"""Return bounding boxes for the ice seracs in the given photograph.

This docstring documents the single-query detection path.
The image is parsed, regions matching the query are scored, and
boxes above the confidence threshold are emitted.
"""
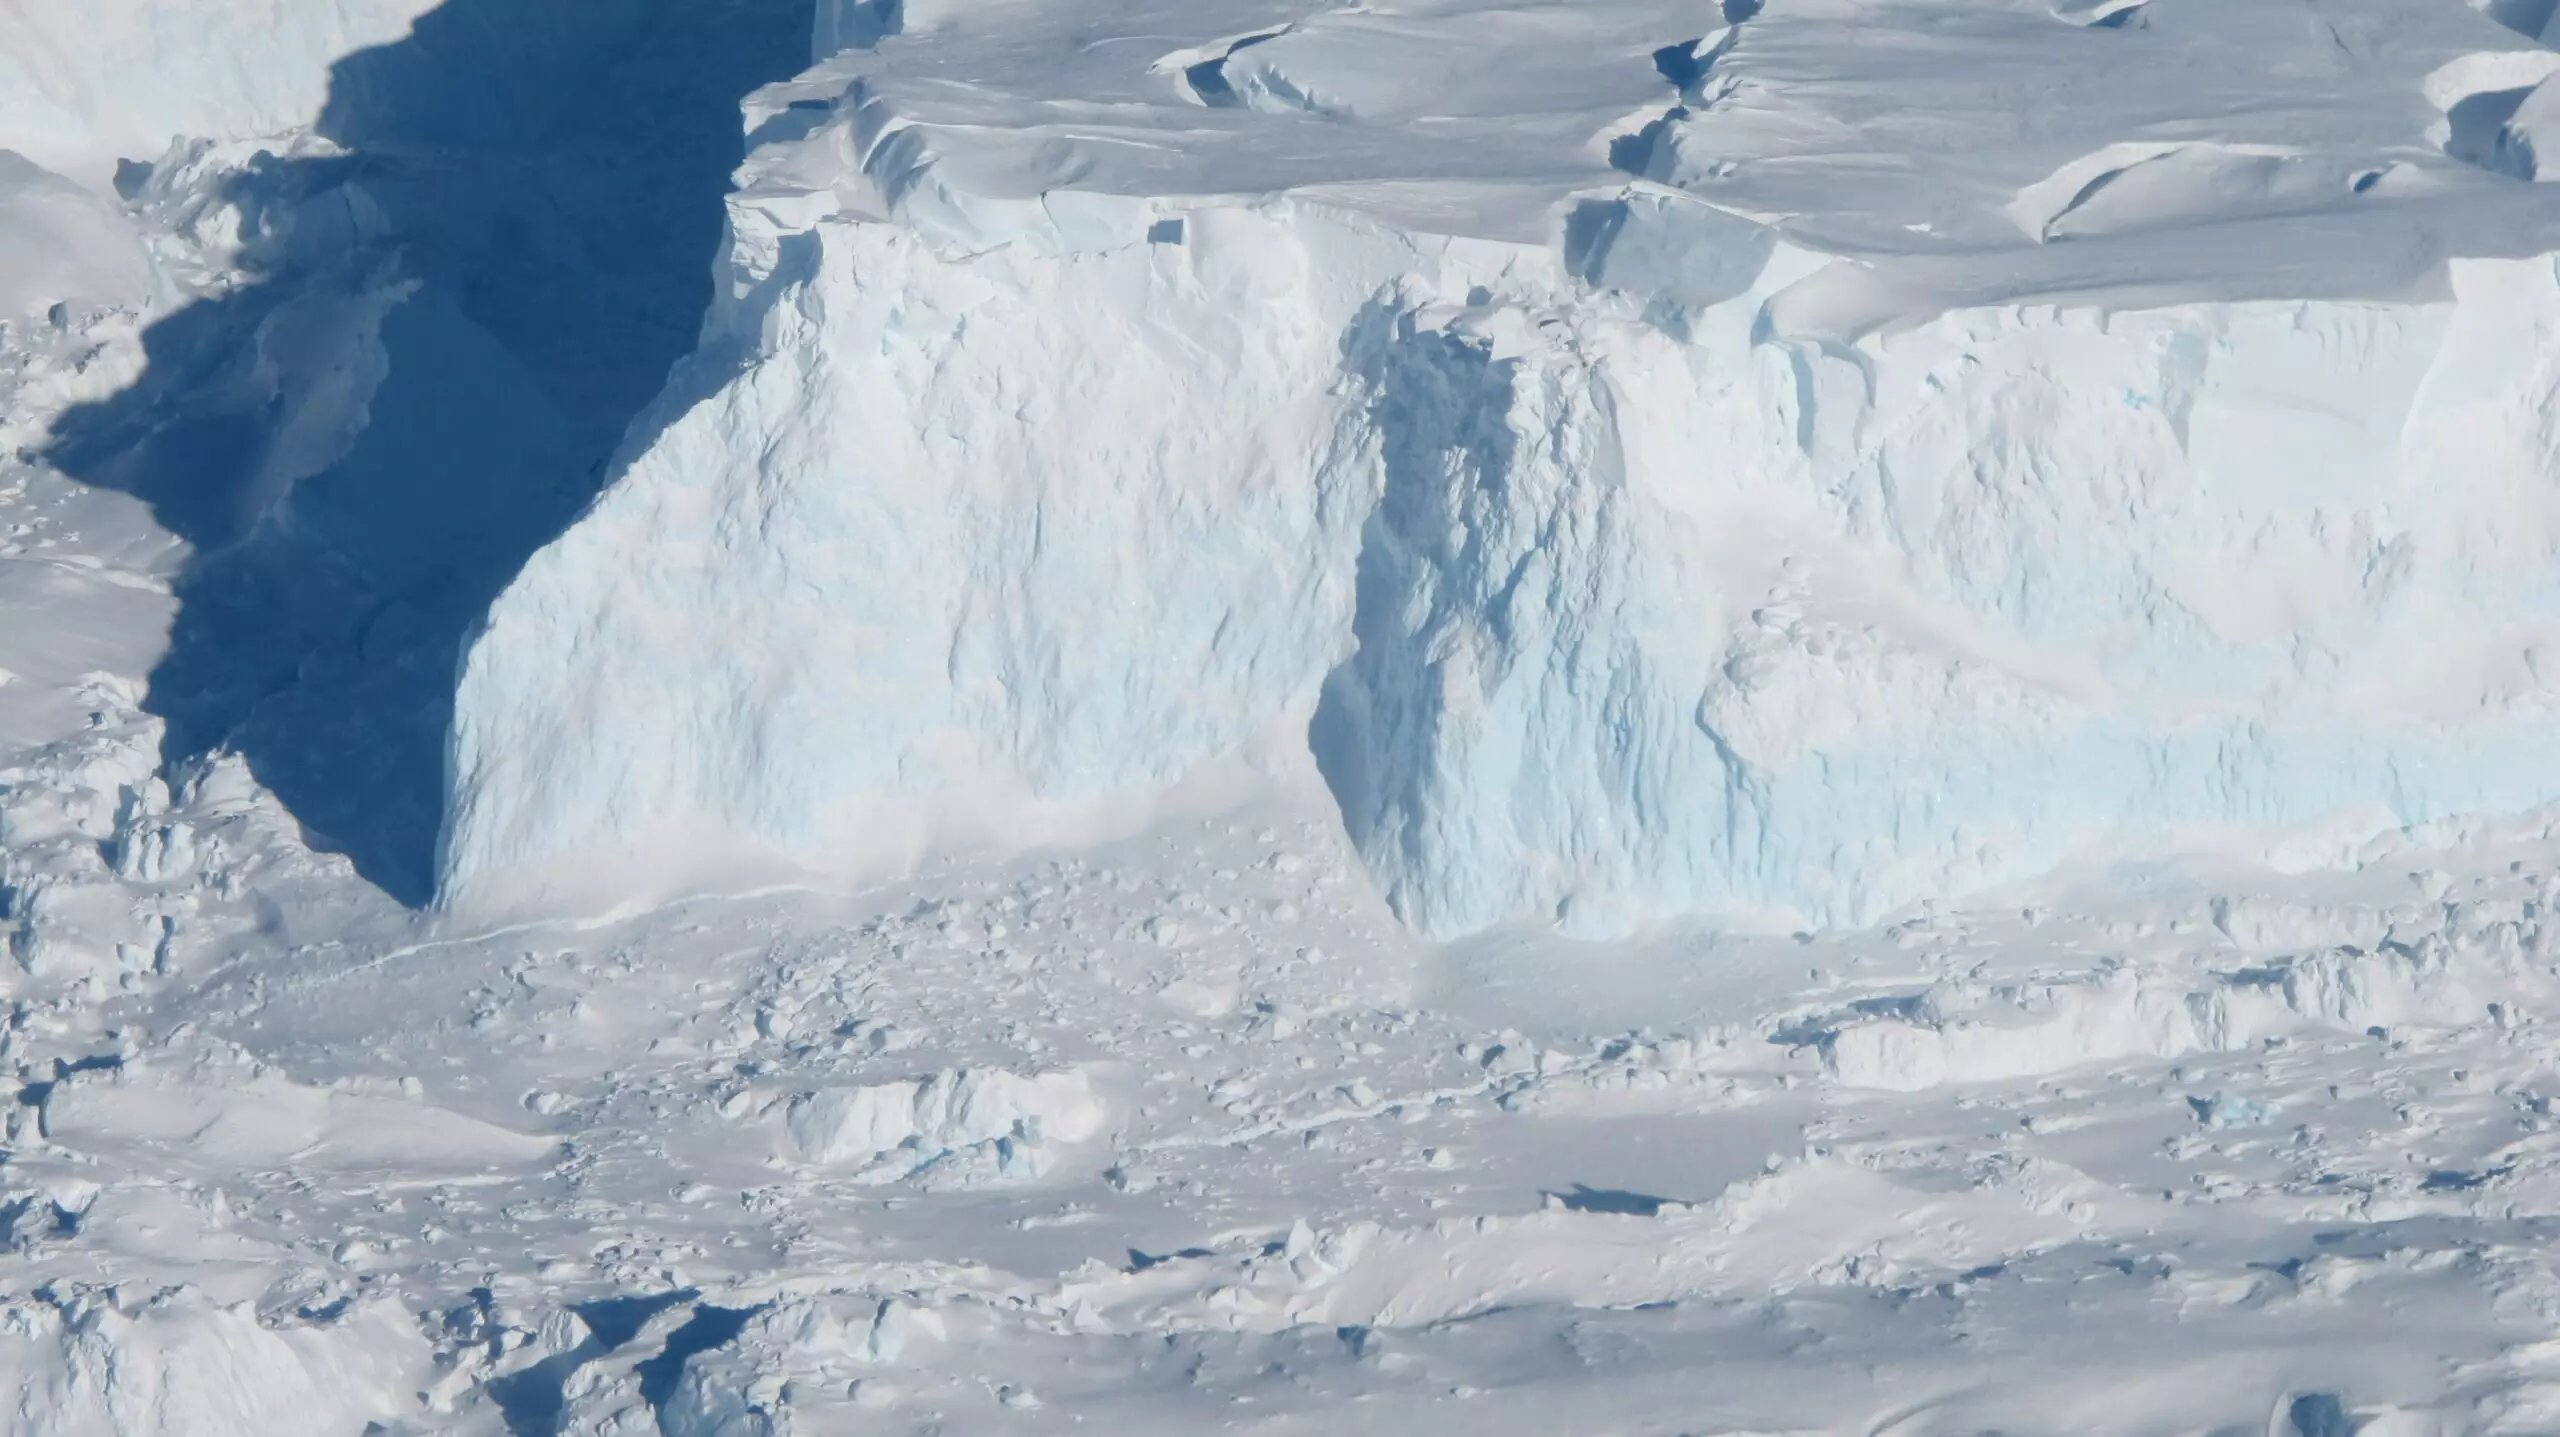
[445,0,2560,936]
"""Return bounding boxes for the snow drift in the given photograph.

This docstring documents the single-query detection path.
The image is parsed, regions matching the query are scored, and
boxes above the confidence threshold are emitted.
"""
[444,0,2560,936]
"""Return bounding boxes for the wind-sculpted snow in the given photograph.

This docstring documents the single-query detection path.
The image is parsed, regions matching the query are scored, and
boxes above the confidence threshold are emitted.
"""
[448,0,2560,935]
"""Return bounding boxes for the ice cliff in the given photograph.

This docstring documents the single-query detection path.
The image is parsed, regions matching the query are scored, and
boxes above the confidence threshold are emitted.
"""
[444,0,2560,936]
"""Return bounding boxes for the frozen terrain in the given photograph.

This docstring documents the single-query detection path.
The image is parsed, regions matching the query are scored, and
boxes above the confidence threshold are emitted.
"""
[449,0,2560,940]
[17,0,2560,1435]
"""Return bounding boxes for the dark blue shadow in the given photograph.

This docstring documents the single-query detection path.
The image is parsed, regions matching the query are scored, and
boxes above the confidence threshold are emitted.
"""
[43,0,813,903]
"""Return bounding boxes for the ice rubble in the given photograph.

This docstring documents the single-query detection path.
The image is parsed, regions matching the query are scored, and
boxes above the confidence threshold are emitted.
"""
[777,1065,1108,1183]
[443,0,2560,937]
[0,1287,427,1437]
[1058,1153,2096,1332]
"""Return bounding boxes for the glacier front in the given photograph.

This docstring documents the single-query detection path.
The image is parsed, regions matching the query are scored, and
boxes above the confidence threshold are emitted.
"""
[442,0,2560,937]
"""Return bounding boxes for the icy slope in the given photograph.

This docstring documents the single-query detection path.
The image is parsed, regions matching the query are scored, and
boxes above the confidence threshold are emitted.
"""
[448,0,2560,935]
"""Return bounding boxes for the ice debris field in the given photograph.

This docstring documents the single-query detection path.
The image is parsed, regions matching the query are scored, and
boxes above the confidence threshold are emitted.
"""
[22,0,2560,1432]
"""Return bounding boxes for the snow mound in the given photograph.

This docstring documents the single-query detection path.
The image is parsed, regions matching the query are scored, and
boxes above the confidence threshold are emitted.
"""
[40,1057,556,1174]
[1814,942,2504,1092]
[1801,886,2551,1090]
[445,0,2560,937]
[1061,1152,2096,1331]
[781,1066,1108,1183]
[0,1286,425,1437]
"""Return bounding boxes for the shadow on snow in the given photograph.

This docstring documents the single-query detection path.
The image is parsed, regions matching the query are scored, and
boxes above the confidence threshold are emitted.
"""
[42,0,812,903]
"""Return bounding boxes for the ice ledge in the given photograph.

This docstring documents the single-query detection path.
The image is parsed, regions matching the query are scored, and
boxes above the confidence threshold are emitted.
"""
[753,0,2560,319]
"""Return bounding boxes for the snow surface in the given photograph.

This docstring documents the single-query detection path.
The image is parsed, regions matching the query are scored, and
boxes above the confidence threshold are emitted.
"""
[0,0,436,184]
[0,156,151,324]
[25,1,2560,1435]
[447,0,2560,938]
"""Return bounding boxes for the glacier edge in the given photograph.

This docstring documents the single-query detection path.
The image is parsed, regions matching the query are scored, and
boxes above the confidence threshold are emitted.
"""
[440,154,2560,938]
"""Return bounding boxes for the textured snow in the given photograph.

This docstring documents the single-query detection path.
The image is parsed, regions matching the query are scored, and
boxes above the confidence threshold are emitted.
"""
[0,1287,427,1437]
[778,1065,1107,1181]
[0,0,436,183]
[451,0,2560,936]
[40,1053,557,1174]
[31,2,2560,1434]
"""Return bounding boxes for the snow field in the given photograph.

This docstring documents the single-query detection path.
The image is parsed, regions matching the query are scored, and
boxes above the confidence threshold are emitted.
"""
[0,0,435,184]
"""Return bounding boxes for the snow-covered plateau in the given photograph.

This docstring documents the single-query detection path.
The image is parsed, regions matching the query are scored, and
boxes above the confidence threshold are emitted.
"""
[25,1,2560,1435]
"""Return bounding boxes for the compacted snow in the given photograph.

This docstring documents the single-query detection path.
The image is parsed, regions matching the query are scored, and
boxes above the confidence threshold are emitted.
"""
[17,1,2560,1434]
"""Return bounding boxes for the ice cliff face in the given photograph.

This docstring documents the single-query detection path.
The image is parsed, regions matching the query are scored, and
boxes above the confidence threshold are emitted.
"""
[443,203,1424,906]
[444,0,2560,936]
[1320,258,2560,933]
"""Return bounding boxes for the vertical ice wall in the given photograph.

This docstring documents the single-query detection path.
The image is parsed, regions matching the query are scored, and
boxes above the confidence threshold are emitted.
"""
[439,203,1447,911]
[443,145,2560,936]
[438,0,2560,937]
[1320,249,2560,934]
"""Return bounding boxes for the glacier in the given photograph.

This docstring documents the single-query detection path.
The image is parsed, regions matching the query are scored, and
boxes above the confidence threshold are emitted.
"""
[444,0,2560,937]
[46,5,2560,1437]
[30,0,814,905]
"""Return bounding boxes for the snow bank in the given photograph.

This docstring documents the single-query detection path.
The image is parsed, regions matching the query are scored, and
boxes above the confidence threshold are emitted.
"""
[1816,942,2503,1092]
[1798,884,2552,1091]
[443,0,2560,937]
[40,1056,556,1174]
[1061,1153,2096,1331]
